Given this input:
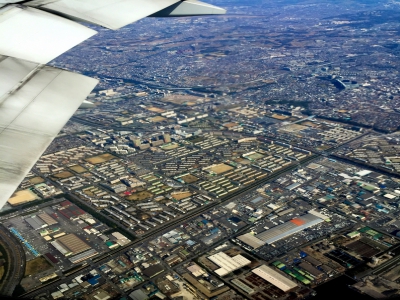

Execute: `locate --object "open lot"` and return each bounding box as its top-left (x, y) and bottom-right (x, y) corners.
top-left (69, 165), bottom-right (87, 174)
top-left (24, 257), bottom-right (53, 277)
top-left (171, 191), bottom-right (192, 200)
top-left (85, 153), bottom-right (116, 165)
top-left (8, 190), bottom-right (39, 206)
top-left (29, 177), bottom-right (45, 185)
top-left (146, 106), bottom-right (165, 113)
top-left (180, 174), bottom-right (199, 184)
top-left (52, 171), bottom-right (74, 179)
top-left (206, 163), bottom-right (234, 174)
top-left (281, 124), bottom-right (308, 133)
top-left (161, 94), bottom-right (203, 105)
top-left (149, 116), bottom-right (167, 123)
top-left (271, 114), bottom-right (289, 120)
top-left (126, 191), bottom-right (153, 201)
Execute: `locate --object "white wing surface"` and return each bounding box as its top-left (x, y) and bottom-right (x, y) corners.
top-left (0, 5), bottom-right (97, 64)
top-left (0, 0), bottom-right (226, 209)
top-left (0, 56), bottom-right (98, 208)
top-left (151, 0), bottom-right (226, 17)
top-left (27, 0), bottom-right (181, 29)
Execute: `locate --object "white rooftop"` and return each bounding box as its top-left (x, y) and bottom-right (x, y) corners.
top-left (252, 265), bottom-right (298, 292)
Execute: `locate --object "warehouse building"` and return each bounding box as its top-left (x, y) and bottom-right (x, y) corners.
top-left (237, 233), bottom-right (265, 249)
top-left (38, 213), bottom-right (58, 226)
top-left (69, 249), bottom-right (99, 264)
top-left (231, 278), bottom-right (255, 294)
top-left (58, 201), bottom-right (86, 220)
top-left (238, 213), bottom-right (324, 249)
top-left (255, 213), bottom-right (323, 244)
top-left (25, 215), bottom-right (47, 230)
top-left (252, 265), bottom-right (298, 292)
top-left (207, 252), bottom-right (251, 277)
top-left (51, 233), bottom-right (91, 256)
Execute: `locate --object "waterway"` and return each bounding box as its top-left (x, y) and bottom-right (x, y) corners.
top-left (313, 275), bottom-right (374, 300)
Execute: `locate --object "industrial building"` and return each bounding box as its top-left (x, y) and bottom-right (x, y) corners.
top-left (237, 233), bottom-right (265, 249)
top-left (256, 213), bottom-right (323, 244)
top-left (238, 213), bottom-right (324, 248)
top-left (252, 265), bottom-right (298, 292)
top-left (25, 215), bottom-right (47, 230)
top-left (69, 248), bottom-right (99, 264)
top-left (38, 213), bottom-right (58, 226)
top-left (231, 278), bottom-right (255, 294)
top-left (51, 233), bottom-right (91, 256)
top-left (207, 252), bottom-right (251, 277)
top-left (58, 201), bottom-right (86, 220)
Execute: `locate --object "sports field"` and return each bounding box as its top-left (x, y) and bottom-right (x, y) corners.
top-left (205, 163), bottom-right (234, 174)
top-left (8, 190), bottom-right (39, 206)
top-left (69, 165), bottom-right (87, 173)
top-left (171, 191), bottom-right (192, 200)
top-left (85, 153), bottom-right (116, 165)
top-left (180, 174), bottom-right (199, 184)
top-left (126, 191), bottom-right (153, 201)
top-left (149, 116), bottom-right (167, 123)
top-left (29, 177), bottom-right (45, 185)
top-left (52, 171), bottom-right (74, 179)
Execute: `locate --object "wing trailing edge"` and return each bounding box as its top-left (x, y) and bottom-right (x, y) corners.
top-left (26, 0), bottom-right (226, 29)
top-left (151, 0), bottom-right (226, 17)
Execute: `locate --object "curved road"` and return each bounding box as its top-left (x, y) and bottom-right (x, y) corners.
top-left (0, 224), bottom-right (26, 296)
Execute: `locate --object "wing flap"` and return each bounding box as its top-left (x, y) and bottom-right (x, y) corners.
top-left (27, 0), bottom-right (180, 30)
top-left (0, 5), bottom-right (97, 64)
top-left (0, 56), bottom-right (98, 208)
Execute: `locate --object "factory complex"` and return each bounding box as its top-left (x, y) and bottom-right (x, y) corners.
top-left (238, 211), bottom-right (329, 249)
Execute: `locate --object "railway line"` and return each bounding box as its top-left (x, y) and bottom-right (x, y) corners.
top-left (21, 133), bottom-right (367, 297)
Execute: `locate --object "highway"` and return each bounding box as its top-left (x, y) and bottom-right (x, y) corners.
top-left (22, 154), bottom-right (319, 298)
top-left (21, 133), bottom-right (368, 297)
top-left (0, 225), bottom-right (26, 296)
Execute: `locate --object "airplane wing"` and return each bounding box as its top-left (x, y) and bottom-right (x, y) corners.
top-left (0, 0), bottom-right (226, 209)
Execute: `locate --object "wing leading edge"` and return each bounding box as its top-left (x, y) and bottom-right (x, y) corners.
top-left (0, 0), bottom-right (226, 209)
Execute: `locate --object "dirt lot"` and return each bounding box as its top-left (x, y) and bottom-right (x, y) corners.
top-left (29, 177), bottom-right (45, 185)
top-left (171, 191), bottom-right (192, 200)
top-left (180, 174), bottom-right (199, 184)
top-left (161, 94), bottom-right (203, 105)
top-left (271, 114), bottom-right (289, 120)
top-left (69, 165), bottom-right (87, 173)
top-left (146, 107), bottom-right (165, 113)
top-left (85, 153), bottom-right (116, 165)
top-left (8, 190), bottom-right (39, 206)
top-left (126, 191), bottom-right (153, 201)
top-left (149, 116), bottom-right (167, 123)
top-left (281, 124), bottom-right (308, 133)
top-left (206, 163), bottom-right (234, 174)
top-left (52, 171), bottom-right (74, 179)
top-left (300, 121), bottom-right (319, 128)
top-left (24, 257), bottom-right (53, 277)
